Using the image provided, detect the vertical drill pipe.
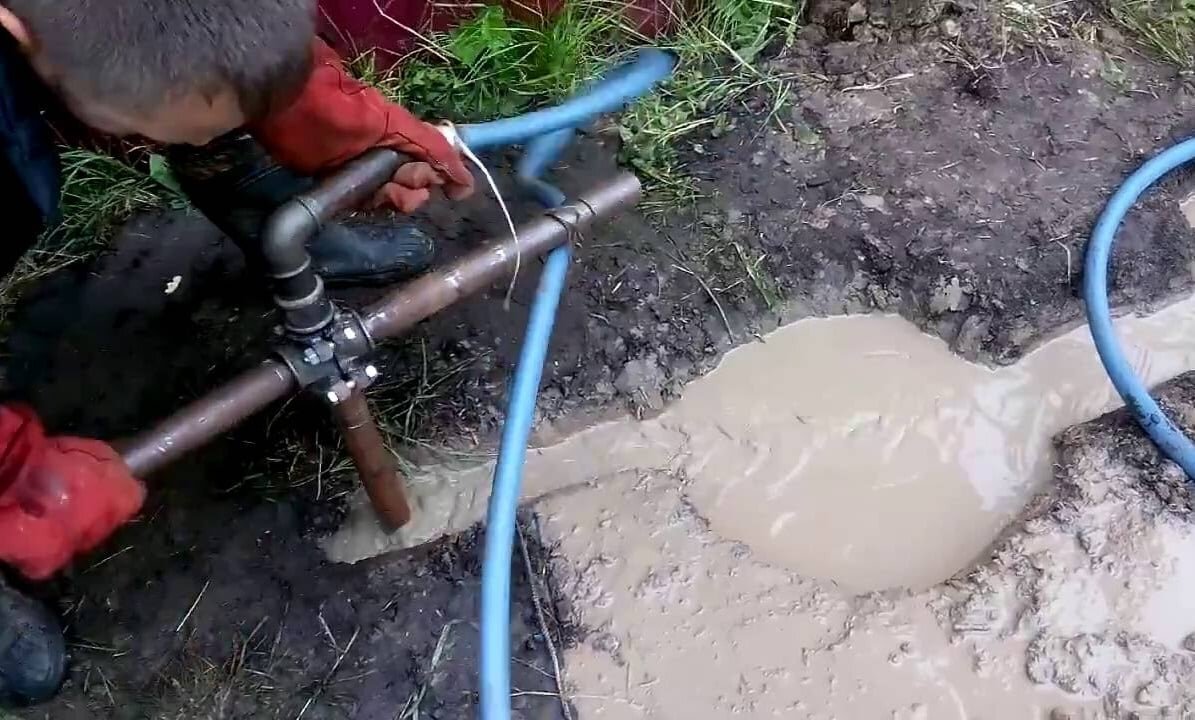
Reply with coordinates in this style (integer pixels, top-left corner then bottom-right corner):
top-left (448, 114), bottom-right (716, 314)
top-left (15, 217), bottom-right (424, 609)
top-left (116, 173), bottom-right (641, 478)
top-left (330, 391), bottom-right (412, 528)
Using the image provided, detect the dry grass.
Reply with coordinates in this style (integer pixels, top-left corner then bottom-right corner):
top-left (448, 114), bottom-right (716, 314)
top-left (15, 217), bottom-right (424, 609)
top-left (1108, 0), bottom-right (1195, 68)
top-left (0, 149), bottom-right (182, 323)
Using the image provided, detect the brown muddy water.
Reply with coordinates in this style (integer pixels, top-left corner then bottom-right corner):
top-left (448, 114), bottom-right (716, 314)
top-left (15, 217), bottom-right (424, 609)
top-left (326, 298), bottom-right (1195, 591)
top-left (318, 295), bottom-right (1195, 716)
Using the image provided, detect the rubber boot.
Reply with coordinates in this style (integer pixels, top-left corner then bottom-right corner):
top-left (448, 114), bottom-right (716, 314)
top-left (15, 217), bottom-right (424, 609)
top-left (168, 133), bottom-right (434, 287)
top-left (0, 580), bottom-right (65, 706)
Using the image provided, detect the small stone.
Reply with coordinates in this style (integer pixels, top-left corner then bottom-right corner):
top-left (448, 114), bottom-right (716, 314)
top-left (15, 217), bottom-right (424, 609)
top-left (906, 0), bottom-right (947, 26)
top-left (1136, 681), bottom-right (1162, 706)
top-left (1025, 652), bottom-right (1054, 684)
top-left (847, 0), bottom-right (868, 24)
top-left (1182, 632), bottom-right (1195, 652)
top-left (1097, 26), bottom-right (1125, 44)
top-left (939, 17), bottom-right (961, 37)
top-left (827, 132), bottom-right (853, 149)
top-left (853, 23), bottom-right (880, 42)
top-left (857, 194), bottom-right (890, 214)
top-left (929, 276), bottom-right (968, 314)
top-left (614, 355), bottom-right (666, 411)
top-left (802, 23), bottom-right (829, 43)
top-left (952, 313), bottom-right (990, 360)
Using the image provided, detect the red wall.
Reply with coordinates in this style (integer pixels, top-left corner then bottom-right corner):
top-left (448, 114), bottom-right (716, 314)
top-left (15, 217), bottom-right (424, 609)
top-left (316, 0), bottom-right (675, 62)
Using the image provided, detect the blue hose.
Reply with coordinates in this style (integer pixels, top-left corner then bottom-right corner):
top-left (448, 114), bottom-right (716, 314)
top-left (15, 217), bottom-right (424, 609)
top-left (479, 244), bottom-right (571, 720)
top-left (457, 49), bottom-right (676, 151)
top-left (465, 50), bottom-right (675, 720)
top-left (1085, 137), bottom-right (1195, 477)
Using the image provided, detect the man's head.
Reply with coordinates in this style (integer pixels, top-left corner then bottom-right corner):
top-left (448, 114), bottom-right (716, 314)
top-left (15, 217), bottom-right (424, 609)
top-left (0, 0), bottom-right (316, 145)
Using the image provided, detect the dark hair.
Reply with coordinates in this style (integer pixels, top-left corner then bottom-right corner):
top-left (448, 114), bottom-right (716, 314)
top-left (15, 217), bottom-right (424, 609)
top-left (6, 0), bottom-right (316, 120)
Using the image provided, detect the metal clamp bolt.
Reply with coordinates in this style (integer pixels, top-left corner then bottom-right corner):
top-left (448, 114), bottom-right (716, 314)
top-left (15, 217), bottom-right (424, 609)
top-left (323, 378), bottom-right (355, 405)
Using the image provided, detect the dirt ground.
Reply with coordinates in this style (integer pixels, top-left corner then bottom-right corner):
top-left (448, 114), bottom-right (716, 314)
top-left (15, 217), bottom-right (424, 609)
top-left (11, 0), bottom-right (1195, 717)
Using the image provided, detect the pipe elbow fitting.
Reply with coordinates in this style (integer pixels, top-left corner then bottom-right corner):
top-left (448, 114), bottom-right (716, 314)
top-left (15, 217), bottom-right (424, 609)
top-left (262, 199), bottom-right (320, 279)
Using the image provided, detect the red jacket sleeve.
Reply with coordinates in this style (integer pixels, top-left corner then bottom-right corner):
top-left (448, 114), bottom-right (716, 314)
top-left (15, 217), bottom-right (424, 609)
top-left (250, 39), bottom-right (472, 193)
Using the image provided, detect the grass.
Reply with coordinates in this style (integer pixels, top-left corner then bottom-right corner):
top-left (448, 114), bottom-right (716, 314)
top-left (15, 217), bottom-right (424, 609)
top-left (1108, 0), bottom-right (1195, 68)
top-left (355, 0), bottom-right (799, 207)
top-left (0, 149), bottom-right (182, 322)
top-left (1002, 0), bottom-right (1195, 71)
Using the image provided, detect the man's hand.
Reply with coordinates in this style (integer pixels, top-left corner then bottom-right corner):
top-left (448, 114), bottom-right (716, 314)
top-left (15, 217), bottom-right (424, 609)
top-left (0, 406), bottom-right (144, 580)
top-left (251, 39), bottom-right (474, 212)
top-left (373, 161), bottom-right (474, 214)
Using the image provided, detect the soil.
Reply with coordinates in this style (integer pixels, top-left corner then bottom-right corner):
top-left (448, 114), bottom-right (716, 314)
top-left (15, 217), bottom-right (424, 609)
top-left (9, 1), bottom-right (1195, 717)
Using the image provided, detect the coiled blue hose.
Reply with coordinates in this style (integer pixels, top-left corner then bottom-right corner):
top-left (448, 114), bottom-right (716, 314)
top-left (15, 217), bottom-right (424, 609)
top-left (460, 50), bottom-right (675, 720)
top-left (1085, 137), bottom-right (1195, 477)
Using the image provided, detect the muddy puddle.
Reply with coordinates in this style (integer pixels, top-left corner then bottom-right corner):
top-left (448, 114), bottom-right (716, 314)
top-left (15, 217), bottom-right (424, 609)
top-left (325, 294), bottom-right (1195, 594)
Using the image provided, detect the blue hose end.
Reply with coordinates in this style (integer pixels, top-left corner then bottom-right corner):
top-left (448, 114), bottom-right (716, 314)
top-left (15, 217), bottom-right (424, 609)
top-left (1083, 136), bottom-right (1195, 478)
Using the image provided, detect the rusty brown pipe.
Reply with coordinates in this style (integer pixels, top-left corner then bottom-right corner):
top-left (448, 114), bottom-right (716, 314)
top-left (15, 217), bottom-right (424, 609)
top-left (118, 171), bottom-right (642, 477)
top-left (363, 171), bottom-right (642, 339)
top-left (330, 391), bottom-right (412, 529)
top-left (118, 361), bottom-right (296, 477)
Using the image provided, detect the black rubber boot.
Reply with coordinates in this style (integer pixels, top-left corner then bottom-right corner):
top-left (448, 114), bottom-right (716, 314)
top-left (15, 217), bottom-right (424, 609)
top-left (0, 581), bottom-right (65, 707)
top-left (168, 133), bottom-right (434, 287)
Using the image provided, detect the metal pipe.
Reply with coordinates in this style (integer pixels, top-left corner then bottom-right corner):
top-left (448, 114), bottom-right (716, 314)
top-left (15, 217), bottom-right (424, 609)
top-left (330, 391), bottom-right (412, 529)
top-left (118, 361), bottom-right (296, 477)
top-left (263, 149), bottom-right (404, 334)
top-left (298, 149), bottom-right (405, 220)
top-left (117, 171), bottom-right (640, 477)
top-left (364, 171), bottom-right (642, 339)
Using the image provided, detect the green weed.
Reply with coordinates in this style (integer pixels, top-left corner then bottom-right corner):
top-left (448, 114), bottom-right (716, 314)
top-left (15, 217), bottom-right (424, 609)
top-left (0, 149), bottom-right (183, 321)
top-left (357, 0), bottom-right (799, 206)
top-left (54, 149), bottom-right (183, 245)
top-left (353, 3), bottom-right (619, 121)
top-left (1109, 0), bottom-right (1195, 68)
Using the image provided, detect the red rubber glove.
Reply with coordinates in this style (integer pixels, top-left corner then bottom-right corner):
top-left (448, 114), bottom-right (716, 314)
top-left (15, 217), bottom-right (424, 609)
top-left (251, 39), bottom-right (474, 213)
top-left (0, 406), bottom-right (144, 580)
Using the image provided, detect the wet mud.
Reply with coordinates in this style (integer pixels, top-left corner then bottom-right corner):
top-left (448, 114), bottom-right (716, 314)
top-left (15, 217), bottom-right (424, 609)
top-left (329, 298), bottom-right (1195, 593)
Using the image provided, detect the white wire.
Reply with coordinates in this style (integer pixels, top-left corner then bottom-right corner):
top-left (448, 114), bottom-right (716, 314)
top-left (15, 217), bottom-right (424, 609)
top-left (448, 131), bottom-right (523, 310)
